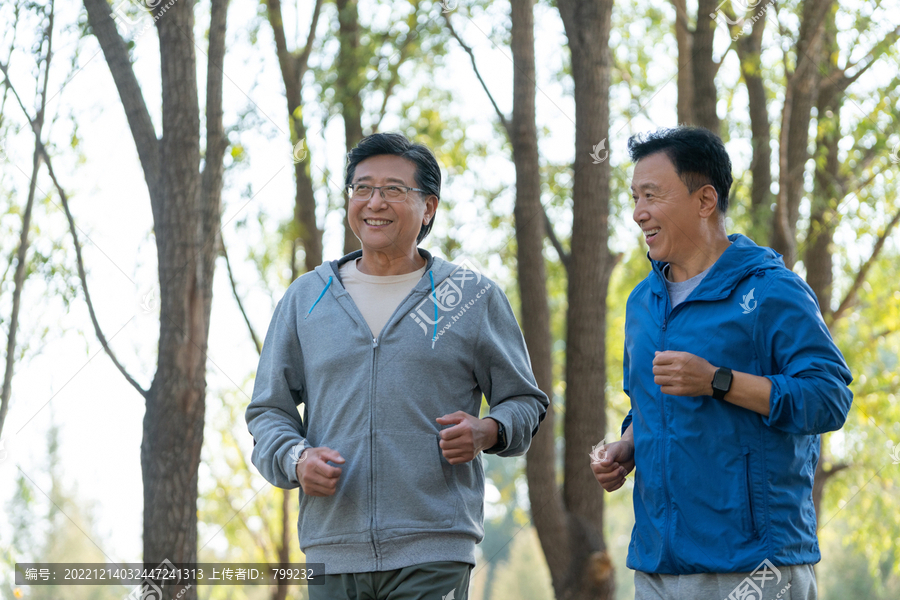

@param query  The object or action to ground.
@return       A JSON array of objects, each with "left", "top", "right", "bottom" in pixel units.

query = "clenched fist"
[{"left": 296, "top": 447, "right": 345, "bottom": 496}]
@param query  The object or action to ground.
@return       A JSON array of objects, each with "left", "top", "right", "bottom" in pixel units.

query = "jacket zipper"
[
  {"left": 332, "top": 264, "right": 433, "bottom": 569},
  {"left": 369, "top": 336, "right": 380, "bottom": 568},
  {"left": 658, "top": 273, "right": 688, "bottom": 570},
  {"left": 659, "top": 312, "right": 675, "bottom": 570}
]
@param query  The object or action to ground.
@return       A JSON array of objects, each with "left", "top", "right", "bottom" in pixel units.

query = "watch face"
[{"left": 713, "top": 370, "right": 732, "bottom": 390}]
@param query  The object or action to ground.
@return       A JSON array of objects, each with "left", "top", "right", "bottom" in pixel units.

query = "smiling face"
[
  {"left": 348, "top": 154, "right": 437, "bottom": 261},
  {"left": 631, "top": 152, "right": 709, "bottom": 267}
]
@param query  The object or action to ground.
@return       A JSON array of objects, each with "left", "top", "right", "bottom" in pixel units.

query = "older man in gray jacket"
[{"left": 246, "top": 133, "right": 548, "bottom": 600}]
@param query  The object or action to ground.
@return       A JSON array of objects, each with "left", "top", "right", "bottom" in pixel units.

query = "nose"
[
  {"left": 366, "top": 188, "right": 389, "bottom": 209},
  {"left": 632, "top": 197, "right": 646, "bottom": 224}
]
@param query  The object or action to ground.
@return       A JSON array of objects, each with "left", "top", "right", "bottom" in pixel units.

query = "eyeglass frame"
[{"left": 345, "top": 183, "right": 430, "bottom": 203}]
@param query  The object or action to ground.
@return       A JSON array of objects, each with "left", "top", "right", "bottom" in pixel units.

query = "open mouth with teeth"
[
  {"left": 643, "top": 227, "right": 660, "bottom": 243},
  {"left": 364, "top": 218, "right": 393, "bottom": 227}
]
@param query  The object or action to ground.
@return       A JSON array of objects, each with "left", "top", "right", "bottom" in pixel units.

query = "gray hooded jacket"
[{"left": 246, "top": 249, "right": 549, "bottom": 574}]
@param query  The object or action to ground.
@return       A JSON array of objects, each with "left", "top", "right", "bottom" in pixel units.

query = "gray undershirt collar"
[{"left": 664, "top": 264, "right": 712, "bottom": 308}]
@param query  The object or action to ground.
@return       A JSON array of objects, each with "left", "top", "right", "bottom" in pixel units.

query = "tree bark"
[
  {"left": 271, "top": 489, "right": 292, "bottom": 600},
  {"left": 805, "top": 8, "right": 840, "bottom": 318},
  {"left": 265, "top": 0, "right": 324, "bottom": 273},
  {"left": 336, "top": 0, "right": 363, "bottom": 255},
  {"left": 736, "top": 10, "right": 771, "bottom": 241},
  {"left": 670, "top": 0, "right": 694, "bottom": 125},
  {"left": 771, "top": 0, "right": 833, "bottom": 267},
  {"left": 508, "top": 0, "right": 567, "bottom": 596},
  {"left": 557, "top": 0, "right": 615, "bottom": 597},
  {"left": 691, "top": 0, "right": 720, "bottom": 134},
  {"left": 82, "top": 1, "right": 230, "bottom": 597}
]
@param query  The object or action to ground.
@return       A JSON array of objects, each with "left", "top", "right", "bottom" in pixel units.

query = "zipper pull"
[{"left": 372, "top": 337, "right": 378, "bottom": 348}]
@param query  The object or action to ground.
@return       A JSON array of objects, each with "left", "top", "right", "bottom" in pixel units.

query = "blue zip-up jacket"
[
  {"left": 246, "top": 249, "right": 548, "bottom": 574},
  {"left": 621, "top": 234, "right": 853, "bottom": 574}
]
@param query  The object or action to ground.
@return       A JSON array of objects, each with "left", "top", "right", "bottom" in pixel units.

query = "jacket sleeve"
[
  {"left": 245, "top": 290, "right": 309, "bottom": 489},
  {"left": 473, "top": 285, "right": 550, "bottom": 457},
  {"left": 754, "top": 272, "right": 853, "bottom": 435}
]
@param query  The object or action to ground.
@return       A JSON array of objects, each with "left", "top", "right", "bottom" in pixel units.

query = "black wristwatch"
[
  {"left": 487, "top": 418, "right": 508, "bottom": 452},
  {"left": 711, "top": 367, "right": 733, "bottom": 400}
]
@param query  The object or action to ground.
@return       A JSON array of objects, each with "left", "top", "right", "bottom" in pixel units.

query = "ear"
[
  {"left": 424, "top": 195, "right": 439, "bottom": 223},
  {"left": 697, "top": 185, "right": 719, "bottom": 219}
]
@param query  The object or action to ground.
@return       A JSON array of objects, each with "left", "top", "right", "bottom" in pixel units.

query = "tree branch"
[
  {"left": 199, "top": 0, "right": 230, "bottom": 316},
  {"left": 266, "top": 0, "right": 300, "bottom": 120},
  {"left": 2, "top": 72, "right": 148, "bottom": 399},
  {"left": 222, "top": 240, "right": 262, "bottom": 355},
  {"left": 543, "top": 208, "right": 570, "bottom": 270},
  {"left": 82, "top": 0, "right": 162, "bottom": 217},
  {"left": 826, "top": 24, "right": 900, "bottom": 93},
  {"left": 374, "top": 24, "right": 418, "bottom": 131},
  {"left": 49, "top": 153, "right": 149, "bottom": 398},
  {"left": 0, "top": 1, "right": 48, "bottom": 438},
  {"left": 443, "top": 12, "right": 511, "bottom": 134},
  {"left": 831, "top": 207, "right": 900, "bottom": 323},
  {"left": 296, "top": 0, "right": 324, "bottom": 80}
]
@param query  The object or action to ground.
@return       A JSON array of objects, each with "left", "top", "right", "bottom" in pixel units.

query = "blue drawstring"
[
  {"left": 429, "top": 271, "right": 437, "bottom": 349},
  {"left": 305, "top": 276, "right": 332, "bottom": 319}
]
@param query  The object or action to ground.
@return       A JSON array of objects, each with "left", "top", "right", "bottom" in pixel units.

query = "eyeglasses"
[{"left": 346, "top": 183, "right": 428, "bottom": 203}]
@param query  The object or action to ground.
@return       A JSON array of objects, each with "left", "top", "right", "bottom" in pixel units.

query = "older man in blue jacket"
[{"left": 592, "top": 127, "right": 853, "bottom": 600}]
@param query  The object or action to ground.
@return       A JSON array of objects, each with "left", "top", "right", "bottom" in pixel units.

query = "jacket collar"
[
  {"left": 322, "top": 248, "right": 435, "bottom": 287},
  {"left": 648, "top": 233, "right": 784, "bottom": 301}
]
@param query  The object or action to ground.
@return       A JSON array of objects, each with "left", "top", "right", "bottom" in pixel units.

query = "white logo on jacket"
[
  {"left": 740, "top": 288, "right": 758, "bottom": 314},
  {"left": 409, "top": 257, "right": 484, "bottom": 333}
]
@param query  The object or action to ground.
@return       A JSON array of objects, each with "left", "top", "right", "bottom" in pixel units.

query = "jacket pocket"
[
  {"left": 374, "top": 432, "right": 458, "bottom": 530},
  {"left": 298, "top": 433, "right": 370, "bottom": 544},
  {"left": 742, "top": 447, "right": 759, "bottom": 538}
]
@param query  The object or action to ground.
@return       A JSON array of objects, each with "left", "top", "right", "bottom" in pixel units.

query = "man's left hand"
[
  {"left": 436, "top": 411, "right": 498, "bottom": 465},
  {"left": 652, "top": 351, "right": 717, "bottom": 397}
]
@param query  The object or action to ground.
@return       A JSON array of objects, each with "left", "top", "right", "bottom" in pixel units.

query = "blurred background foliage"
[{"left": 1, "top": 0, "right": 899, "bottom": 598}]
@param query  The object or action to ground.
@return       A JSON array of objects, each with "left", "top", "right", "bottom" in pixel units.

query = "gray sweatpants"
[
  {"left": 635, "top": 564, "right": 816, "bottom": 600},
  {"left": 308, "top": 561, "right": 472, "bottom": 600}
]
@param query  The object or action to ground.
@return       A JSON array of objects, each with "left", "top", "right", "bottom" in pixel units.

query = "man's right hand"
[
  {"left": 591, "top": 427, "right": 635, "bottom": 492},
  {"left": 295, "top": 447, "right": 345, "bottom": 496}
]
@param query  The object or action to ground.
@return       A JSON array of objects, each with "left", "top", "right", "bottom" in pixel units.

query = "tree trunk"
[
  {"left": 557, "top": 0, "right": 615, "bottom": 597},
  {"left": 143, "top": 0, "right": 204, "bottom": 577},
  {"left": 691, "top": 0, "right": 720, "bottom": 134},
  {"left": 336, "top": 0, "right": 363, "bottom": 255},
  {"left": 670, "top": 0, "right": 694, "bottom": 125},
  {"left": 805, "top": 3, "right": 842, "bottom": 528},
  {"left": 265, "top": 0, "right": 324, "bottom": 273},
  {"left": 271, "top": 489, "right": 292, "bottom": 600},
  {"left": 736, "top": 10, "right": 772, "bottom": 241},
  {"left": 805, "top": 10, "right": 839, "bottom": 319},
  {"left": 508, "top": 0, "right": 568, "bottom": 597},
  {"left": 82, "top": 1, "right": 230, "bottom": 597},
  {"left": 771, "top": 0, "right": 833, "bottom": 266}
]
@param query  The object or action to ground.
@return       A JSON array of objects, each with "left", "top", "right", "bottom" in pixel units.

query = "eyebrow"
[
  {"left": 354, "top": 176, "right": 410, "bottom": 185},
  {"left": 630, "top": 182, "right": 661, "bottom": 192}
]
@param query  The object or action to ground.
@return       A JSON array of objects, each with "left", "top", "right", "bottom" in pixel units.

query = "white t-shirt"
[{"left": 339, "top": 258, "right": 427, "bottom": 339}]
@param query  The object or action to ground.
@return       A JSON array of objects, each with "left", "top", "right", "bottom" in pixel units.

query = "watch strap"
[{"left": 486, "top": 418, "right": 508, "bottom": 453}]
